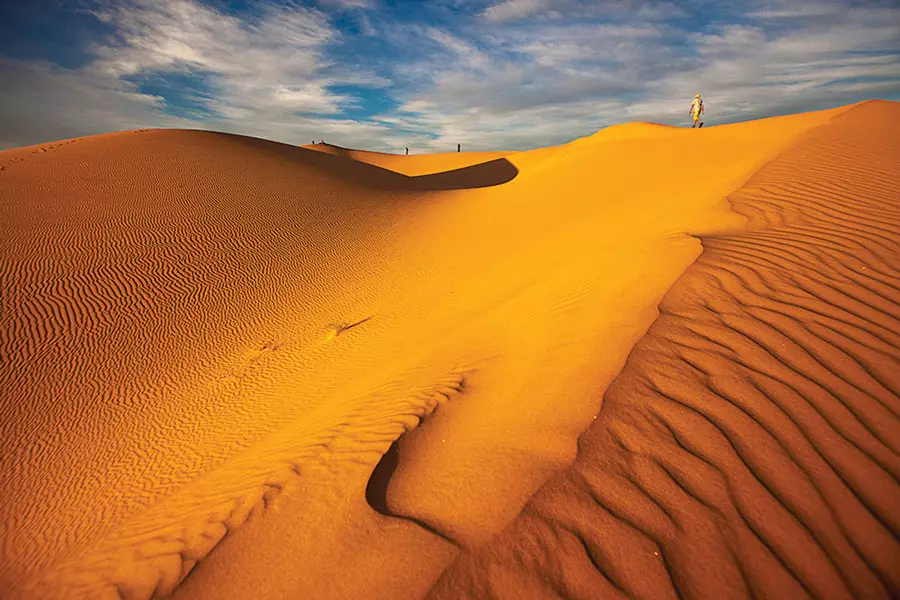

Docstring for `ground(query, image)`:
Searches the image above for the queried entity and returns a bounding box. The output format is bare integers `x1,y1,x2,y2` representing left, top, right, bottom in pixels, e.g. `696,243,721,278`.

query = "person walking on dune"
690,94,705,128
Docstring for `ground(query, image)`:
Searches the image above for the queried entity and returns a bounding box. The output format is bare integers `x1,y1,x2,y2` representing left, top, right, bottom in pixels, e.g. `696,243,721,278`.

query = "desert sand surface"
0,101,897,599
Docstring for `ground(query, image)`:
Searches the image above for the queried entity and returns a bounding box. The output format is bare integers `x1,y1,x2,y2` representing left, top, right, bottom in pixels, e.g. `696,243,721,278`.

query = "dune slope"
428,101,900,599
1,129,477,594
172,108,851,599
1,102,886,599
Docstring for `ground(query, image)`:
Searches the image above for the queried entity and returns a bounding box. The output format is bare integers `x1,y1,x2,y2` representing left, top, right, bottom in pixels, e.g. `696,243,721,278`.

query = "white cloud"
318,0,373,8
517,23,664,66
0,58,195,150
483,0,687,22
427,28,494,72
625,13,900,124
483,0,554,22
0,0,402,150
747,0,854,19
1,0,898,153
374,1,900,151
89,0,340,115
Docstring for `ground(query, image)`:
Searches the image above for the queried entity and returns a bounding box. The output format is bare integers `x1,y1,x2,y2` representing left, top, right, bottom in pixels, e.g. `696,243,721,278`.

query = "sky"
1,0,898,152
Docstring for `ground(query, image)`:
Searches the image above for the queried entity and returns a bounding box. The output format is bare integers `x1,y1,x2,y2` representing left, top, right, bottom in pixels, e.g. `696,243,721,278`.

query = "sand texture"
429,101,900,599
1,101,897,599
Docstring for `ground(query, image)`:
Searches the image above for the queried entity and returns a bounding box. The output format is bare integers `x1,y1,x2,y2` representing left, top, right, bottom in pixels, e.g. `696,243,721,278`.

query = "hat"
695,93,701,97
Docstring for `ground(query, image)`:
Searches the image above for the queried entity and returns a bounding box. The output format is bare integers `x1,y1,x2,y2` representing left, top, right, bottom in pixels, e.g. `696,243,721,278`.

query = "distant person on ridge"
689,94,705,128
406,146,409,155
457,143,461,152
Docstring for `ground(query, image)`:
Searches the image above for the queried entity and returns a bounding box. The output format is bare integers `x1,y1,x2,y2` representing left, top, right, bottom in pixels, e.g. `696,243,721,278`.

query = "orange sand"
301,142,514,176
1,101,897,599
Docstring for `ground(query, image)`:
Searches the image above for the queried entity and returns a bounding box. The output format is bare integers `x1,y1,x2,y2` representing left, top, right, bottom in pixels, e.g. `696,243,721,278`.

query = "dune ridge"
301,142,515,177
428,100,900,599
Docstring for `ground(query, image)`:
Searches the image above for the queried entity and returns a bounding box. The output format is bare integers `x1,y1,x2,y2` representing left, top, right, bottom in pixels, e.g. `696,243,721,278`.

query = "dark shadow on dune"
202,132,518,191
405,158,518,191
321,144,386,160
365,435,459,545
366,440,400,515
297,145,518,191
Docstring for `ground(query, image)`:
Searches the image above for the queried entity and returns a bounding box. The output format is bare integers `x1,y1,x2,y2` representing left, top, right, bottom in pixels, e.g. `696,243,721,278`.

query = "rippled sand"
1,100,897,599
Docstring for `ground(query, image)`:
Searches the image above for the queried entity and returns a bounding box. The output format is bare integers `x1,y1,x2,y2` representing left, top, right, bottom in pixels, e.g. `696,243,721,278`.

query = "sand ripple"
429,101,900,599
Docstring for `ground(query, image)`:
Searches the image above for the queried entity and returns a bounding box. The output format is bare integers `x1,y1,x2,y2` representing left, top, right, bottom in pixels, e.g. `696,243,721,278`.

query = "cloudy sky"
1,0,898,152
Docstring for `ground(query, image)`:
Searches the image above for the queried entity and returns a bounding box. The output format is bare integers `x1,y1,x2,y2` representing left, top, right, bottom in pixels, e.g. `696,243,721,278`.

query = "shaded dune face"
428,101,900,599
242,136,519,190
301,143,516,177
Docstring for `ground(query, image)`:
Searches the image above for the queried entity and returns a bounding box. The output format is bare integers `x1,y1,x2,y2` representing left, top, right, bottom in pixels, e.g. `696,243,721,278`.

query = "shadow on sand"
364,437,458,544
220,133,519,191
365,440,399,516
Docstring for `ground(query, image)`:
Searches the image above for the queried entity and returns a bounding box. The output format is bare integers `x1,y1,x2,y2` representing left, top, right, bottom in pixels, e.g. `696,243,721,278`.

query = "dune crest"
301,142,516,177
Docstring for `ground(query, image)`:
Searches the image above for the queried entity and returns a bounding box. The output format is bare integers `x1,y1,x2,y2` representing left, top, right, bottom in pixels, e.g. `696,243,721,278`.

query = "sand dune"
429,101,900,599
1,101,897,599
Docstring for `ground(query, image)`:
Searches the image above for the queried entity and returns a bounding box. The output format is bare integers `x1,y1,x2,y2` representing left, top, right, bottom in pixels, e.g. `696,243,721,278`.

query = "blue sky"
1,0,898,152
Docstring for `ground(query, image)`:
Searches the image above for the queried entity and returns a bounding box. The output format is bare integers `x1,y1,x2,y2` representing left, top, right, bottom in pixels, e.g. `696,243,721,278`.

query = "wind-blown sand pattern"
429,101,900,599
1,101,897,599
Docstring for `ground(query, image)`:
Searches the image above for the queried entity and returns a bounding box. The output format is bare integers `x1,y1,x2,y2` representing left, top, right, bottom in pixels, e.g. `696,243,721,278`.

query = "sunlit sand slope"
429,100,900,599
0,102,870,599
1,129,490,595
171,109,850,599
